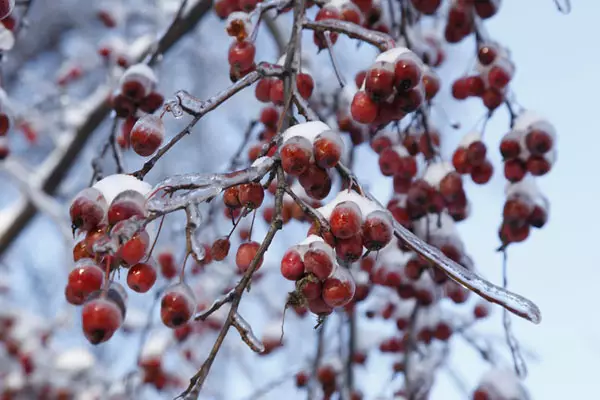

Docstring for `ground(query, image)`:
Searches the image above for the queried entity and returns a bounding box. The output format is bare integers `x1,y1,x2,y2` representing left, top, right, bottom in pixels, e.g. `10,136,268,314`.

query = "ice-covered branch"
232,313,265,353
179,165,287,399
146,156,275,215
303,19,395,52
391,219,541,324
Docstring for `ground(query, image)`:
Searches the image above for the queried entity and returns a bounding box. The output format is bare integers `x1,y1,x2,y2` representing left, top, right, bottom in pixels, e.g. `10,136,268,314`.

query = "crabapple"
223,186,241,208
127,260,157,293
107,190,146,225
378,147,401,176
160,283,196,328
528,204,548,228
237,182,264,209
158,251,177,279
280,136,312,175
255,78,272,102
299,276,322,300
330,201,362,239
280,247,305,281
130,114,165,157
228,40,255,71
478,45,497,65
452,78,469,100
365,62,395,99
467,141,487,166
211,237,231,261
139,92,165,114
117,229,150,266
504,159,527,182
527,155,551,176
322,272,356,308
525,129,553,155
362,210,393,251
394,58,422,91
471,160,493,184
500,133,521,159
410,0,441,14
66,259,104,305
351,91,379,124
304,242,335,280
298,164,332,200
308,297,334,316
335,235,364,262
81,297,123,344
296,73,314,99
236,241,263,272
313,130,343,169
439,172,463,202
70,187,108,232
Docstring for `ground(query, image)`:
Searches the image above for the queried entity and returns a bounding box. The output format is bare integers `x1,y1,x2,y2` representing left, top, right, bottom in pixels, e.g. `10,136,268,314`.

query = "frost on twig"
232,313,265,353
146,156,275,214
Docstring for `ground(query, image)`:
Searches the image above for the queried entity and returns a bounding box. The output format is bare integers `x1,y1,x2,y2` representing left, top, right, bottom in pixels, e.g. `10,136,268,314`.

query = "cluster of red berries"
255,65,315,105
444,0,500,43
499,179,549,246
110,64,165,152
452,132,494,184
452,43,514,111
350,47,438,126
501,112,556,182
67,175,203,343
280,122,342,199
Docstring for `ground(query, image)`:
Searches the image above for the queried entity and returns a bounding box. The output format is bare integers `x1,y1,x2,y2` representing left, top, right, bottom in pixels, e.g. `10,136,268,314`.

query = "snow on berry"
92,174,152,205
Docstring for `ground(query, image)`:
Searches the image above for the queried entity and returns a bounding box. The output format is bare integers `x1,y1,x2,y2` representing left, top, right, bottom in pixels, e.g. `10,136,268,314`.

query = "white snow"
55,348,95,373
281,121,331,145
92,174,152,204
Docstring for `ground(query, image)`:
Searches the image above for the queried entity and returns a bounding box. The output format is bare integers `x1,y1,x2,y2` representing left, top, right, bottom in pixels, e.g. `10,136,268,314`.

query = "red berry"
82,298,123,344
158,251,178,279
470,160,493,184
504,159,527,182
255,78,273,103
280,248,305,281
139,92,165,113
127,261,157,293
335,235,364,262
330,201,363,239
313,130,343,169
452,78,469,100
238,182,265,209
236,241,263,272
478,45,497,65
525,129,553,155
281,136,312,175
228,41,255,71
362,210,393,251
296,73,314,100
322,274,355,308
298,164,332,200
118,229,150,266
394,58,422,91
160,284,196,328
527,156,551,176
107,190,146,225
211,237,231,261
482,88,504,110
223,186,241,208
351,91,379,124
365,62,395,99
130,115,165,157
466,141,487,166
260,107,279,129
66,260,104,305
70,188,108,232
269,79,285,105
488,65,512,89
304,243,334,280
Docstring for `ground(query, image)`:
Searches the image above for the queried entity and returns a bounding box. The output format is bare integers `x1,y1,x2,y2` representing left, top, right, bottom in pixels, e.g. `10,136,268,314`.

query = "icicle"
146,157,275,214
391,218,541,324
232,313,265,353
